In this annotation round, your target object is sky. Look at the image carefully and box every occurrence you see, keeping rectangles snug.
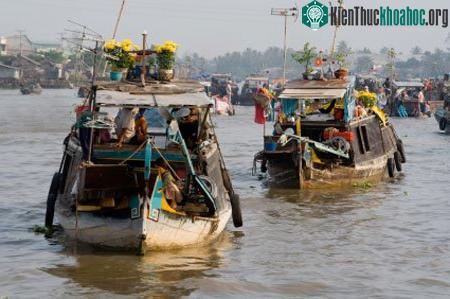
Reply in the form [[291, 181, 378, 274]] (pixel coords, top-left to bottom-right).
[[1, 0, 449, 58]]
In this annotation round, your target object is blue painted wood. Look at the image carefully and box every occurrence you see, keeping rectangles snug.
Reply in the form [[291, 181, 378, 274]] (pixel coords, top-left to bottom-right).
[[144, 141, 152, 181], [149, 176, 163, 221], [129, 194, 140, 219]]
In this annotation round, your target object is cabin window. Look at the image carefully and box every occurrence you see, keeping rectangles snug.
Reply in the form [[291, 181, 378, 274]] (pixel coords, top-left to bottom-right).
[[357, 125, 370, 154], [361, 125, 370, 151]]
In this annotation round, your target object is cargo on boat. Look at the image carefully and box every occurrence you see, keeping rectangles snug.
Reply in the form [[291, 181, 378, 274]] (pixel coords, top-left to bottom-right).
[[254, 77, 406, 189], [45, 79, 242, 252]]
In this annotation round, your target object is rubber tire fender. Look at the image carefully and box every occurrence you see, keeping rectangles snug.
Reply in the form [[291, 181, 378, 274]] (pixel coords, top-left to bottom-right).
[[387, 157, 395, 178], [45, 173, 62, 228], [396, 139, 406, 163], [230, 193, 243, 228], [439, 118, 447, 131], [394, 151, 402, 172]]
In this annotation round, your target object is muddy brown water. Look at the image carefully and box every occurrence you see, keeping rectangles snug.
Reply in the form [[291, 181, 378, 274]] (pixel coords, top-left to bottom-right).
[[1, 89, 450, 298]]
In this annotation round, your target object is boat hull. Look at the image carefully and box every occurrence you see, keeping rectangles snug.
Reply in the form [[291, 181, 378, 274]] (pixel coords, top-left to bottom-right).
[[56, 200, 232, 250]]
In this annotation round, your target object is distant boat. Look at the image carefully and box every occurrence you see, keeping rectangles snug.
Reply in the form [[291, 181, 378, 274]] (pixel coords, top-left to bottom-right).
[[20, 83, 42, 95]]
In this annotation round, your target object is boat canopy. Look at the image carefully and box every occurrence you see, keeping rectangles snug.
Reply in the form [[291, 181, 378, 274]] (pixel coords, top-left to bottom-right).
[[392, 81, 424, 88], [93, 80, 211, 108], [279, 88, 347, 100], [96, 90, 211, 108], [279, 78, 352, 101], [278, 77, 356, 123]]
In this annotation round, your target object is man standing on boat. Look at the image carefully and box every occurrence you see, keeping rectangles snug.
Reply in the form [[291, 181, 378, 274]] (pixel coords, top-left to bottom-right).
[[115, 107, 138, 148]]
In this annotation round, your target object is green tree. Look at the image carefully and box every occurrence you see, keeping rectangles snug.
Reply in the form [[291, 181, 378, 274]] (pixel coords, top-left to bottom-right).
[[354, 55, 374, 73], [292, 42, 317, 74]]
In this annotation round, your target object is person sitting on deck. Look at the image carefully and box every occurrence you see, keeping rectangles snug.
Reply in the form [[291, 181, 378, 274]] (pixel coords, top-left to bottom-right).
[[114, 107, 138, 148], [134, 108, 148, 144]]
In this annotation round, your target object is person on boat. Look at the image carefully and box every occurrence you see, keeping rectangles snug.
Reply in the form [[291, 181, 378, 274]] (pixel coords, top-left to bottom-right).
[[155, 158, 183, 210], [114, 107, 138, 148], [417, 89, 425, 116], [377, 87, 388, 110], [134, 108, 148, 144], [396, 90, 409, 117], [179, 108, 199, 149], [226, 81, 232, 103]]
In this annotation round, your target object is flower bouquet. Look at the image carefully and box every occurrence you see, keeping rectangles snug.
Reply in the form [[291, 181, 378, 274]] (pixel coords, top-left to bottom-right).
[[104, 39, 138, 81], [154, 40, 179, 81], [358, 90, 377, 108]]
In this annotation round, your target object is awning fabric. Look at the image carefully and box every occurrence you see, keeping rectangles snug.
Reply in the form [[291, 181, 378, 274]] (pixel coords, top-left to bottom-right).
[[279, 88, 347, 100], [96, 90, 211, 107]]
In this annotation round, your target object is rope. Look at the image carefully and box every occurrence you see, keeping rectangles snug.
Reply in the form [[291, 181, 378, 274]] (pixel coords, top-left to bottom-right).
[[150, 140, 181, 181], [118, 140, 147, 165]]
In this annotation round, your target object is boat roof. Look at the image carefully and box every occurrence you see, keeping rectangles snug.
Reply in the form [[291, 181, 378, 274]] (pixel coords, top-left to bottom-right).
[[95, 80, 211, 108], [393, 81, 423, 88], [245, 76, 269, 81], [279, 79, 351, 100]]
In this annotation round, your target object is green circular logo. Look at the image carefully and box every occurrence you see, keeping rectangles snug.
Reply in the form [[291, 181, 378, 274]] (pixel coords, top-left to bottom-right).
[[302, 0, 329, 30]]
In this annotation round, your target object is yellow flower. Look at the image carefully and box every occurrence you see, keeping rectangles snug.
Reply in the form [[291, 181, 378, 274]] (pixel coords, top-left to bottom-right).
[[104, 39, 117, 51]]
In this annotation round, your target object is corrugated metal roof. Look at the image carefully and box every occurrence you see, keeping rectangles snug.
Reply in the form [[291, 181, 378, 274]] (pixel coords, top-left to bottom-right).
[[279, 88, 347, 100], [96, 90, 211, 107]]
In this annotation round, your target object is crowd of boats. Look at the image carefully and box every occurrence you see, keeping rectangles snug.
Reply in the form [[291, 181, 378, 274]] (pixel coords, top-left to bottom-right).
[[40, 34, 450, 254]]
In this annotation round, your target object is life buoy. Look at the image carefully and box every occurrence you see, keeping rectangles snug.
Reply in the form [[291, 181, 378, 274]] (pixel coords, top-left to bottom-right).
[[45, 173, 61, 228], [394, 152, 402, 172], [439, 118, 447, 131], [387, 157, 395, 178]]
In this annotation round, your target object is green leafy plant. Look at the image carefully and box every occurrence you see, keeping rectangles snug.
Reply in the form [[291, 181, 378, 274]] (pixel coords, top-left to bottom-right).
[[292, 42, 317, 74]]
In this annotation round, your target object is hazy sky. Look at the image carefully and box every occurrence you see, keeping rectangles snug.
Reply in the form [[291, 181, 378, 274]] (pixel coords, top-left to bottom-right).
[[1, 0, 449, 57]]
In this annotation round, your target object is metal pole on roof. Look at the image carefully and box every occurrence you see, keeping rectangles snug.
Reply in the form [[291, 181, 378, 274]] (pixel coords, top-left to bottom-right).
[[271, 7, 298, 86]]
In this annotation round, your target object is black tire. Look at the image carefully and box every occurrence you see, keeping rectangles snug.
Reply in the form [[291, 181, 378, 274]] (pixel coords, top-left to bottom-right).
[[387, 157, 395, 178], [45, 173, 61, 228], [230, 193, 243, 228], [394, 152, 402, 172], [396, 139, 406, 163], [439, 118, 447, 131]]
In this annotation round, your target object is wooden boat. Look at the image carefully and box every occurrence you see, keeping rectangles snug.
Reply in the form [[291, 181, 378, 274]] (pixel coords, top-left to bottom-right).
[[254, 77, 406, 189], [20, 82, 42, 95], [209, 74, 238, 104], [238, 75, 269, 106], [45, 80, 242, 253], [389, 80, 442, 117]]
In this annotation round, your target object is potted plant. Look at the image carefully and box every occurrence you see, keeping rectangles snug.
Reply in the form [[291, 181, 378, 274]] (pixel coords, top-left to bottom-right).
[[292, 42, 317, 80], [103, 39, 137, 81], [334, 50, 351, 79], [154, 41, 179, 81]]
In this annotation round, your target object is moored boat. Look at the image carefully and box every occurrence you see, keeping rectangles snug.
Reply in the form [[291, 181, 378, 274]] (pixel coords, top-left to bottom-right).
[[254, 77, 406, 189], [45, 79, 242, 252]]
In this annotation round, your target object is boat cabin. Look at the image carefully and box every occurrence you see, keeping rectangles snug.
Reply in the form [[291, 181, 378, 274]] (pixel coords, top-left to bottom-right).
[[256, 76, 402, 188]]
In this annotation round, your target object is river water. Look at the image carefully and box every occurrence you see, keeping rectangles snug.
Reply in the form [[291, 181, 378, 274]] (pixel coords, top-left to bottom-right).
[[1, 89, 450, 298]]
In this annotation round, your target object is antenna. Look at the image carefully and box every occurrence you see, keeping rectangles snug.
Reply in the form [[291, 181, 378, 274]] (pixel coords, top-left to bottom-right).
[[112, 0, 127, 39], [271, 7, 298, 85]]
